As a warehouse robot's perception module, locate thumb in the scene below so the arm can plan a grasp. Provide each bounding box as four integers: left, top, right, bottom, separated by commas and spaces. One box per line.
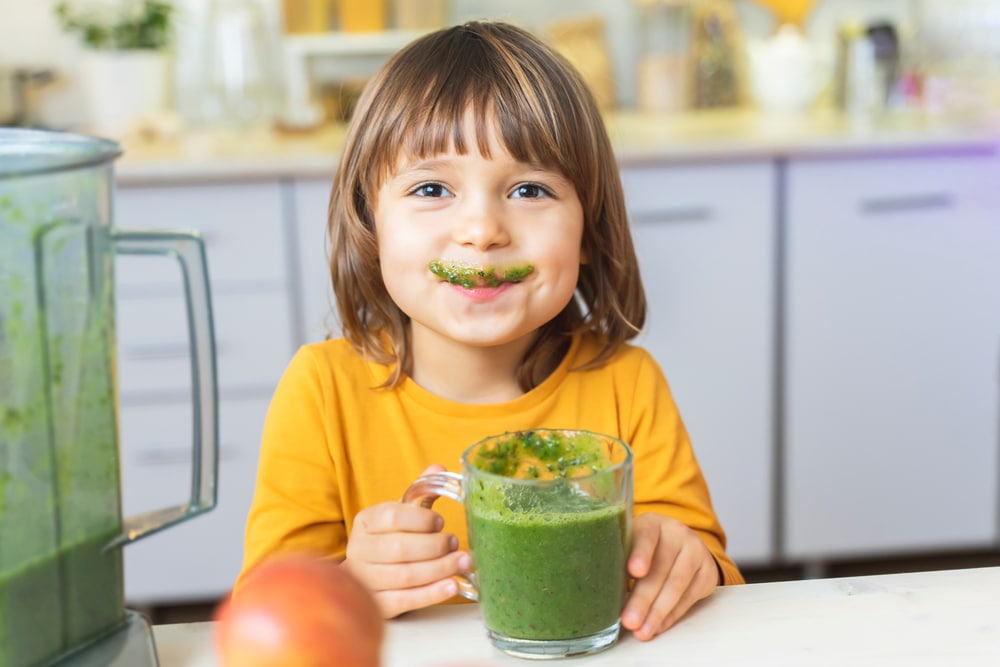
421, 463, 447, 475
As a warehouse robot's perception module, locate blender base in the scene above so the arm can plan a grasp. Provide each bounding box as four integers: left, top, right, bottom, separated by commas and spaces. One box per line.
56, 610, 159, 667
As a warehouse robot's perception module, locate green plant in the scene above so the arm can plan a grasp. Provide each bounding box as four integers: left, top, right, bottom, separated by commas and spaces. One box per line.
55, 0, 174, 50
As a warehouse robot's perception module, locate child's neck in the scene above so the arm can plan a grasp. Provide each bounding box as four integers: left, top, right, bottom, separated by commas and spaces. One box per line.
408, 329, 532, 404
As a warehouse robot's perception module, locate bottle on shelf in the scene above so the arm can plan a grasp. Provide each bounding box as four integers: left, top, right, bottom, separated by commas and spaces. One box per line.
635, 0, 694, 113
690, 0, 742, 109
282, 0, 333, 34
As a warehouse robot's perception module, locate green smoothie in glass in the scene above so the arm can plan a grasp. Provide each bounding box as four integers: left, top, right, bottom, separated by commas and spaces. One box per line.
403, 429, 633, 659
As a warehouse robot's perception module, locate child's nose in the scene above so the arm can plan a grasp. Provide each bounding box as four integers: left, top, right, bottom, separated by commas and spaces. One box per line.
452, 198, 510, 250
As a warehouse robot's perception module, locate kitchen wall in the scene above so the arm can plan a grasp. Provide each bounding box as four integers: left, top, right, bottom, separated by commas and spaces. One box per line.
1, 0, 923, 130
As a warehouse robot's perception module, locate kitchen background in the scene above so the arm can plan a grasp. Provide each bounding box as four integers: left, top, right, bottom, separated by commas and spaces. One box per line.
4, 0, 1000, 130
3, 0, 1000, 623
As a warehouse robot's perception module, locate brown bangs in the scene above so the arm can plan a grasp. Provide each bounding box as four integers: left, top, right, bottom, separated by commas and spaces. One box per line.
357, 22, 594, 201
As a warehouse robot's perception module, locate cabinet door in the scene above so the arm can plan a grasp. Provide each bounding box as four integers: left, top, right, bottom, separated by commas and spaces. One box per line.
290, 178, 341, 345
114, 182, 288, 292
785, 152, 1000, 559
116, 290, 293, 398
114, 182, 296, 399
113, 181, 293, 601
622, 161, 777, 565
120, 398, 268, 603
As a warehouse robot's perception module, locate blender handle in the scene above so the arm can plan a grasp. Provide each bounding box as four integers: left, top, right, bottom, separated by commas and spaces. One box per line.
106, 230, 220, 548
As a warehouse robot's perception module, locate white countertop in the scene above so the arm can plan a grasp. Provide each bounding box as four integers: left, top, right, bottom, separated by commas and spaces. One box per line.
114, 108, 1000, 185
153, 566, 1000, 667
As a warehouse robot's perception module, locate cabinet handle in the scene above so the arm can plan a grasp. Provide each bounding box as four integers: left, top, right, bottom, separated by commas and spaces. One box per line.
860, 193, 955, 215
135, 444, 239, 465
630, 206, 715, 224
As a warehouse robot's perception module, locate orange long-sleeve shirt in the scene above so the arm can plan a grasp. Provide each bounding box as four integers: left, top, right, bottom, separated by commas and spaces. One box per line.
238, 332, 743, 590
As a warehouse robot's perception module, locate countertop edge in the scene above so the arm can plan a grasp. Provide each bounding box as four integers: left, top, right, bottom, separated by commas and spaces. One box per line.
113, 110, 1000, 186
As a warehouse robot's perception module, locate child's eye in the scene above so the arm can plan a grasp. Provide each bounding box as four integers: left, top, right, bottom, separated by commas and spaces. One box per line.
409, 182, 452, 198
511, 183, 553, 199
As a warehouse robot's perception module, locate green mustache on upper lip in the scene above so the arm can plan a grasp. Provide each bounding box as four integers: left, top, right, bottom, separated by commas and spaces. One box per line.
429, 260, 535, 288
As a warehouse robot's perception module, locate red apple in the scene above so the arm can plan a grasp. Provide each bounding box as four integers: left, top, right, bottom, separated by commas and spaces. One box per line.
213, 554, 383, 667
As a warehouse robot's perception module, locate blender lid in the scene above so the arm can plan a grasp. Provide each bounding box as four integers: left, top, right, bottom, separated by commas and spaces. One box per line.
0, 128, 121, 179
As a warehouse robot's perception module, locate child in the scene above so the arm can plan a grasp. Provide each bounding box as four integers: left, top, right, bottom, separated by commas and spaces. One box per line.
239, 20, 744, 641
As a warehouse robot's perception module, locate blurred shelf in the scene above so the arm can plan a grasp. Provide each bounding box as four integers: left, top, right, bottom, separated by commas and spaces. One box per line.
280, 30, 432, 129
283, 29, 429, 56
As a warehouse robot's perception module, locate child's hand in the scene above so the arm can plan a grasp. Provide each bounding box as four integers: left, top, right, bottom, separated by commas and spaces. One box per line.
621, 513, 720, 641
342, 466, 471, 619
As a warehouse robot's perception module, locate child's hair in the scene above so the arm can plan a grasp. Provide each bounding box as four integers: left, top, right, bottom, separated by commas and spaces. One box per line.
328, 20, 646, 390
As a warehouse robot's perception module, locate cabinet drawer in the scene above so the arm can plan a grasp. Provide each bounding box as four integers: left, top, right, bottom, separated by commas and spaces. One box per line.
788, 152, 1000, 226
621, 163, 759, 225
116, 289, 293, 396
119, 398, 268, 603
114, 182, 287, 290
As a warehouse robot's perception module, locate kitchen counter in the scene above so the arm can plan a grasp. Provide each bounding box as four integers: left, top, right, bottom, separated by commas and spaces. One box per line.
115, 108, 1000, 185
153, 566, 1000, 666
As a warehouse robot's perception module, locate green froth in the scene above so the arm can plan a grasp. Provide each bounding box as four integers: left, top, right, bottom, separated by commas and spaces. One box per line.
472, 429, 610, 480
428, 260, 534, 288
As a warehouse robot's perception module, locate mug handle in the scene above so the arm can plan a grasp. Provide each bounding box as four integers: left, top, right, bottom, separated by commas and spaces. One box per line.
106, 229, 219, 548
401, 472, 478, 601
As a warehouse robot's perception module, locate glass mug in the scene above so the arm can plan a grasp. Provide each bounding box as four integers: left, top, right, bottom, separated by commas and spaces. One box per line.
402, 429, 633, 659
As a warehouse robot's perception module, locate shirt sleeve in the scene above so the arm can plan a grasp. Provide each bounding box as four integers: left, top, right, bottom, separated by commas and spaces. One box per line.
235, 346, 347, 592
625, 350, 745, 586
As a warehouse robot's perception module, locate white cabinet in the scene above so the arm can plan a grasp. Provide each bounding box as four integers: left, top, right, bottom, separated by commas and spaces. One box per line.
116, 289, 293, 397
784, 152, 1000, 560
118, 397, 269, 602
290, 178, 340, 344
621, 161, 777, 565
113, 182, 295, 603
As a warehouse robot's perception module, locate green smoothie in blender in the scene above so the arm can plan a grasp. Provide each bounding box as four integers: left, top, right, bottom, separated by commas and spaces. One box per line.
1, 128, 219, 667
0, 190, 125, 666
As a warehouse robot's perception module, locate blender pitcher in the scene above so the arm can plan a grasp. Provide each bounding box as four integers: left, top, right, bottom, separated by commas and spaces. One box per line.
0, 129, 218, 666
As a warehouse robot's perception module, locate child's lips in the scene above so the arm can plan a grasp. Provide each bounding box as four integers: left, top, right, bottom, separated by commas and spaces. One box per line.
447, 281, 514, 301
454, 276, 517, 288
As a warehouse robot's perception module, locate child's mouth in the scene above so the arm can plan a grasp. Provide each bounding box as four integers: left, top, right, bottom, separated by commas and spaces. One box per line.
429, 260, 534, 288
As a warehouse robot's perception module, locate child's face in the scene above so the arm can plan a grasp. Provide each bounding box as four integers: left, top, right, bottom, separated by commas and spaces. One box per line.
373, 123, 585, 354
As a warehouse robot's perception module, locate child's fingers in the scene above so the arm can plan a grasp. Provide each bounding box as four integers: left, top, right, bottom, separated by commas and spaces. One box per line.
658, 559, 718, 633
375, 575, 462, 619
364, 549, 471, 592
629, 542, 700, 640
353, 501, 444, 536
361, 530, 459, 565
621, 547, 675, 635
625, 515, 661, 579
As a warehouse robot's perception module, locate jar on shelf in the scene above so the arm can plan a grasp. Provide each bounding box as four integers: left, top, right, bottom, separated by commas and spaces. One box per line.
690, 0, 742, 109
192, 0, 284, 127
636, 0, 694, 113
